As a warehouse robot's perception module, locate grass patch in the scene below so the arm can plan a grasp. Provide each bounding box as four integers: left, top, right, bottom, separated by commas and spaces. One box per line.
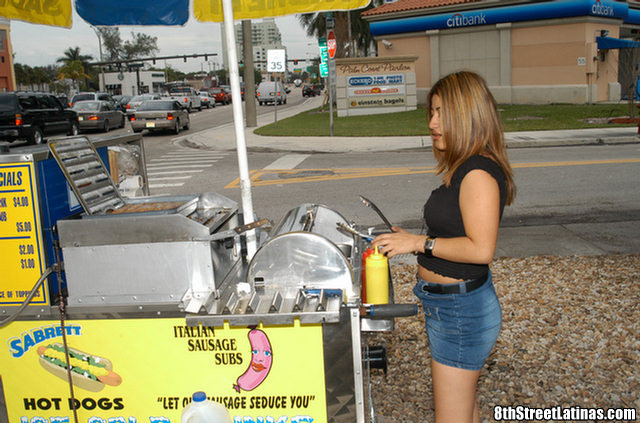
254, 103, 638, 137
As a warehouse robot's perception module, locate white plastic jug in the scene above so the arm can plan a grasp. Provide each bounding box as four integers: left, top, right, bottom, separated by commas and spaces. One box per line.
181, 392, 232, 423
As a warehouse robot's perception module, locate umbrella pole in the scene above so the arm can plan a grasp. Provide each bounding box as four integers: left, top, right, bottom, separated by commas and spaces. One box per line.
222, 0, 257, 258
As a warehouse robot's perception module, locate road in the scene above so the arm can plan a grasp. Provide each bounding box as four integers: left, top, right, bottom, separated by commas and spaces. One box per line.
138, 136, 640, 232
7, 90, 638, 252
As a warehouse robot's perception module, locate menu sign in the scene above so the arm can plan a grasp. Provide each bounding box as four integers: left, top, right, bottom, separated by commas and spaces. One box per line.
0, 318, 328, 423
0, 160, 49, 306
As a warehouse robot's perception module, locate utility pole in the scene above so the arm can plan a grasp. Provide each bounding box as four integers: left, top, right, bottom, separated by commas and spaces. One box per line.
243, 20, 257, 127
92, 26, 106, 91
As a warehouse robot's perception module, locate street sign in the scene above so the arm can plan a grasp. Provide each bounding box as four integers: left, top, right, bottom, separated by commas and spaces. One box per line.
327, 30, 337, 59
326, 17, 335, 29
320, 62, 328, 78
267, 49, 286, 73
320, 46, 328, 63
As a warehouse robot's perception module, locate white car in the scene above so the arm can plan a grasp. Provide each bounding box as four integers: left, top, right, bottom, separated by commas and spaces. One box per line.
168, 86, 202, 112
198, 90, 214, 109
256, 81, 287, 106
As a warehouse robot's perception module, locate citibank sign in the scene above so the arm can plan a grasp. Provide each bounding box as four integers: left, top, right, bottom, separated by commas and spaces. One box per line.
592, 0, 614, 17
371, 0, 629, 36
447, 13, 486, 28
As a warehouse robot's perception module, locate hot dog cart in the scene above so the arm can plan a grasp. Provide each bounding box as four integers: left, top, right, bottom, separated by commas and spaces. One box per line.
0, 134, 414, 423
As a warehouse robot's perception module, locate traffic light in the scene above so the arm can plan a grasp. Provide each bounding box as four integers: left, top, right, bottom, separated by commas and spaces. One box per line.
293, 59, 298, 65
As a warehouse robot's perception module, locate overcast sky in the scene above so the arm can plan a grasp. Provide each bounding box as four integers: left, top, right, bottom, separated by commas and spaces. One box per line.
9, 9, 319, 73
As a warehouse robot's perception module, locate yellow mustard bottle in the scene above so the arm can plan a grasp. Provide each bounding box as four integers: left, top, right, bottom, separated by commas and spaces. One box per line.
365, 246, 389, 304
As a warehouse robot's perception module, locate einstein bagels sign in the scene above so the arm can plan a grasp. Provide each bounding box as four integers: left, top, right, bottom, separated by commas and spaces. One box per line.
335, 56, 417, 117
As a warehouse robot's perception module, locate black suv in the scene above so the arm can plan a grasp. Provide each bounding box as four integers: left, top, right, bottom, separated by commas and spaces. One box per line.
0, 92, 79, 145
302, 83, 323, 97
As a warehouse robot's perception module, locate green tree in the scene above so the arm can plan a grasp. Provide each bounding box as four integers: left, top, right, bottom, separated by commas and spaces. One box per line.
14, 63, 32, 89
215, 68, 228, 85
97, 27, 122, 61
57, 47, 93, 67
98, 27, 159, 61
32, 67, 50, 91
122, 32, 159, 60
298, 5, 382, 58
57, 60, 90, 92
57, 47, 93, 90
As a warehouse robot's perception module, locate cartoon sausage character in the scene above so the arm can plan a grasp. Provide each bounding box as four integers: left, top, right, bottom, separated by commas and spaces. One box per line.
233, 327, 272, 393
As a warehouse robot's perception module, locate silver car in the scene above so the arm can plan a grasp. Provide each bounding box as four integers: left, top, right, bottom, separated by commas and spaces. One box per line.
130, 100, 190, 134
125, 94, 162, 119
72, 100, 125, 132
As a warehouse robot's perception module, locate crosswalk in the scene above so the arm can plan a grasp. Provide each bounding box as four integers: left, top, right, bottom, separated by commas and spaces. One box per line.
146, 150, 227, 190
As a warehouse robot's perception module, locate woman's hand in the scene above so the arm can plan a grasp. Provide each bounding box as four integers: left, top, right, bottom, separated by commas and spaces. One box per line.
372, 227, 424, 258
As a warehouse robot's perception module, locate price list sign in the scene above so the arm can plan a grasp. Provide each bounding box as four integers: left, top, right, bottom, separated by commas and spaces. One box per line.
0, 160, 48, 306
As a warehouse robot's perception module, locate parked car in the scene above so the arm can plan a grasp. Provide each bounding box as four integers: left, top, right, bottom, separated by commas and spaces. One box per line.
72, 100, 125, 133
256, 81, 287, 105
125, 94, 162, 119
210, 87, 231, 105
69, 92, 115, 108
168, 86, 202, 112
129, 100, 190, 134
198, 90, 214, 109
0, 91, 78, 145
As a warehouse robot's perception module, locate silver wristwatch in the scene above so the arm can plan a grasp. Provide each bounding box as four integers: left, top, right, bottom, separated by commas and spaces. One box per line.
424, 236, 436, 257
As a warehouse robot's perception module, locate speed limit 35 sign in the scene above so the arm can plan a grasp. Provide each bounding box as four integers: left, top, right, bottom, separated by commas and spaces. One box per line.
267, 49, 286, 72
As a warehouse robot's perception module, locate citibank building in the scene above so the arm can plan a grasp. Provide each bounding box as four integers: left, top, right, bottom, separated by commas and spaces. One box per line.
363, 0, 640, 104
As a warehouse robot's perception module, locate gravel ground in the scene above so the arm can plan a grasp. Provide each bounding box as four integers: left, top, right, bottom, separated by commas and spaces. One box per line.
368, 255, 640, 423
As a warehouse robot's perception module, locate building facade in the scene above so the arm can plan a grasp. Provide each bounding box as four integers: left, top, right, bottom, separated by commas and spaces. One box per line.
222, 18, 287, 72
103, 70, 167, 96
0, 18, 15, 92
363, 0, 640, 104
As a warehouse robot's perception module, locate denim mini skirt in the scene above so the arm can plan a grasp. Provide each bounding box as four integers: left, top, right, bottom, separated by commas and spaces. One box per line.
413, 271, 502, 371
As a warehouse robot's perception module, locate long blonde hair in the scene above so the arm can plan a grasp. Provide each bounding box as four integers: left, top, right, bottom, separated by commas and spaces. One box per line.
427, 71, 516, 205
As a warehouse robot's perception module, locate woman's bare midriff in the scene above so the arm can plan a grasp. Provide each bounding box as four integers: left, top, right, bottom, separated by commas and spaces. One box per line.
418, 265, 465, 284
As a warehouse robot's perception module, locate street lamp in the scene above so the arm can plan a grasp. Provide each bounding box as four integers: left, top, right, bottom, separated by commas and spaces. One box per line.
91, 26, 106, 91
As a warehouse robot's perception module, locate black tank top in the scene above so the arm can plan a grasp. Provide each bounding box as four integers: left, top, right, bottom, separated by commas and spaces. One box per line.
417, 155, 507, 279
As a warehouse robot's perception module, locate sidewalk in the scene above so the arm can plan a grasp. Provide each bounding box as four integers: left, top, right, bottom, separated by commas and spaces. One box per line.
183, 96, 640, 153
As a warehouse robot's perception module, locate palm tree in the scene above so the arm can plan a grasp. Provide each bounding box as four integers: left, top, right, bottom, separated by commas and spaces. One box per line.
57, 47, 93, 90
56, 47, 93, 67
298, 3, 383, 58
57, 60, 90, 92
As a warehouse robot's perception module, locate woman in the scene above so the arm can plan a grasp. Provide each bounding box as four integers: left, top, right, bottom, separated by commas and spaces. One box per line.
372, 71, 516, 423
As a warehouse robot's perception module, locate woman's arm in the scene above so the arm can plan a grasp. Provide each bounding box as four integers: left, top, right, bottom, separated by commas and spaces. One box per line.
372, 169, 500, 263
434, 169, 501, 264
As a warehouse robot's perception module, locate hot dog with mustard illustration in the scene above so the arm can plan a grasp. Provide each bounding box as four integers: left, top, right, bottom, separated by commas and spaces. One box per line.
37, 343, 122, 392
233, 328, 273, 392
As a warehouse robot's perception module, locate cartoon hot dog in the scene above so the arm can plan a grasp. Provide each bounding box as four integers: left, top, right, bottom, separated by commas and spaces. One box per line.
37, 343, 122, 392
233, 328, 272, 393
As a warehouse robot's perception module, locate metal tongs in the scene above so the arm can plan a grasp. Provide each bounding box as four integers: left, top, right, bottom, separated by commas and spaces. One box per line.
336, 222, 373, 242
359, 195, 393, 231
206, 218, 271, 241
